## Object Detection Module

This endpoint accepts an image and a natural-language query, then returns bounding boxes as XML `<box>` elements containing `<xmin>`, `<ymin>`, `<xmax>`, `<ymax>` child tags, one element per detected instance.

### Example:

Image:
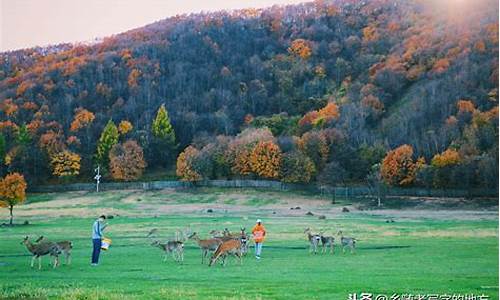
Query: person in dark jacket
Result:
<box><xmin>91</xmin><ymin>215</ymin><xmax>107</xmax><ymax>266</ymax></box>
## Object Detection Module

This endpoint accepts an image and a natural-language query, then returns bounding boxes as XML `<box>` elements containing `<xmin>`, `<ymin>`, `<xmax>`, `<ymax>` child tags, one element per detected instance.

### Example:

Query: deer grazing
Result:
<box><xmin>36</xmin><ymin>236</ymin><xmax>73</xmax><ymax>265</ymax></box>
<box><xmin>188</xmin><ymin>232</ymin><xmax>222</xmax><ymax>264</ymax></box>
<box><xmin>304</xmin><ymin>228</ymin><xmax>321</xmax><ymax>254</ymax></box>
<box><xmin>209</xmin><ymin>239</ymin><xmax>242</xmax><ymax>267</ymax></box>
<box><xmin>21</xmin><ymin>236</ymin><xmax>61</xmax><ymax>270</ymax></box>
<box><xmin>318</xmin><ymin>231</ymin><xmax>335</xmax><ymax>254</ymax></box>
<box><xmin>337</xmin><ymin>231</ymin><xmax>356</xmax><ymax>254</ymax></box>
<box><xmin>151</xmin><ymin>240</ymin><xmax>184</xmax><ymax>263</ymax></box>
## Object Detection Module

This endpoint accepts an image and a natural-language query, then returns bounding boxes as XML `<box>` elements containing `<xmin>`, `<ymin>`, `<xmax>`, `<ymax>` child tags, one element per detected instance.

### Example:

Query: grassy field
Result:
<box><xmin>0</xmin><ymin>188</ymin><xmax>498</xmax><ymax>300</ymax></box>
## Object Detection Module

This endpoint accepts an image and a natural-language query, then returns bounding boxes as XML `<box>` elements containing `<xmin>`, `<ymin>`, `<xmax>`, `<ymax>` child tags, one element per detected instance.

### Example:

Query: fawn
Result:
<box><xmin>209</xmin><ymin>239</ymin><xmax>242</xmax><ymax>267</ymax></box>
<box><xmin>304</xmin><ymin>228</ymin><xmax>321</xmax><ymax>254</ymax></box>
<box><xmin>319</xmin><ymin>231</ymin><xmax>335</xmax><ymax>254</ymax></box>
<box><xmin>337</xmin><ymin>231</ymin><xmax>356</xmax><ymax>254</ymax></box>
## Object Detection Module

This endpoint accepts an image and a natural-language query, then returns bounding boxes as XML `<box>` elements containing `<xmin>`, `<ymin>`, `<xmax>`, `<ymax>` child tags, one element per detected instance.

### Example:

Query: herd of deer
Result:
<box><xmin>303</xmin><ymin>228</ymin><xmax>357</xmax><ymax>255</ymax></box>
<box><xmin>150</xmin><ymin>227</ymin><xmax>250</xmax><ymax>267</ymax></box>
<box><xmin>20</xmin><ymin>227</ymin><xmax>356</xmax><ymax>270</ymax></box>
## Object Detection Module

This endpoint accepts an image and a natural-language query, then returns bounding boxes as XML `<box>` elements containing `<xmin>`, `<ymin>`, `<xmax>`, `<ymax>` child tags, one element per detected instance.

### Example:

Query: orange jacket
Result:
<box><xmin>252</xmin><ymin>224</ymin><xmax>266</xmax><ymax>243</ymax></box>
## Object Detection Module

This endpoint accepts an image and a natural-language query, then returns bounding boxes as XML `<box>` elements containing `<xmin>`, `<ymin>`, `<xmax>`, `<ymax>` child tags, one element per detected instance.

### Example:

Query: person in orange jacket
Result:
<box><xmin>252</xmin><ymin>219</ymin><xmax>266</xmax><ymax>259</ymax></box>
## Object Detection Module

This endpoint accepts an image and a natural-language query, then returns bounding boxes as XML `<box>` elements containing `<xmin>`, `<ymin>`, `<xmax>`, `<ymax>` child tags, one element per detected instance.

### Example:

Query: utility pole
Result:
<box><xmin>94</xmin><ymin>165</ymin><xmax>101</xmax><ymax>193</ymax></box>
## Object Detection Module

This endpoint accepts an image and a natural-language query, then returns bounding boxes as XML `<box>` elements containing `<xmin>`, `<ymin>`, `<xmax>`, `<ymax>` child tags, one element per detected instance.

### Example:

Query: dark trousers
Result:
<box><xmin>91</xmin><ymin>238</ymin><xmax>102</xmax><ymax>264</ymax></box>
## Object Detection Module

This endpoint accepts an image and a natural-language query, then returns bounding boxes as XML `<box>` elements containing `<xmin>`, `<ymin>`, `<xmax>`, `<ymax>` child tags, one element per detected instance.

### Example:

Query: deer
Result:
<box><xmin>209</xmin><ymin>239</ymin><xmax>242</xmax><ymax>267</ymax></box>
<box><xmin>304</xmin><ymin>228</ymin><xmax>321</xmax><ymax>254</ymax></box>
<box><xmin>318</xmin><ymin>231</ymin><xmax>335</xmax><ymax>254</ymax></box>
<box><xmin>188</xmin><ymin>232</ymin><xmax>222</xmax><ymax>264</ymax></box>
<box><xmin>21</xmin><ymin>236</ymin><xmax>61</xmax><ymax>270</ymax></box>
<box><xmin>210</xmin><ymin>228</ymin><xmax>238</xmax><ymax>242</ymax></box>
<box><xmin>151</xmin><ymin>240</ymin><xmax>184</xmax><ymax>263</ymax></box>
<box><xmin>239</xmin><ymin>227</ymin><xmax>249</xmax><ymax>256</ymax></box>
<box><xmin>35</xmin><ymin>236</ymin><xmax>73</xmax><ymax>265</ymax></box>
<box><xmin>337</xmin><ymin>231</ymin><xmax>356</xmax><ymax>254</ymax></box>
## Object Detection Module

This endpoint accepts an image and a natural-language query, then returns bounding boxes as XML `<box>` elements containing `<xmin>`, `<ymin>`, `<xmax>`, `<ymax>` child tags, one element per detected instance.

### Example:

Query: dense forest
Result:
<box><xmin>0</xmin><ymin>0</ymin><xmax>498</xmax><ymax>190</ymax></box>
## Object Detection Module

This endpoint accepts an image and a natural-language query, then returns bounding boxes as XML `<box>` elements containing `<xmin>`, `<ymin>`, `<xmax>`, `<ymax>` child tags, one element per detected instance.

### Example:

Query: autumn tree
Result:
<box><xmin>118</xmin><ymin>120</ymin><xmax>133</xmax><ymax>135</ymax></box>
<box><xmin>380</xmin><ymin>144</ymin><xmax>417</xmax><ymax>186</ymax></box>
<box><xmin>0</xmin><ymin>173</ymin><xmax>27</xmax><ymax>225</ymax></box>
<box><xmin>51</xmin><ymin>151</ymin><xmax>81</xmax><ymax>177</ymax></box>
<box><xmin>152</xmin><ymin>104</ymin><xmax>176</xmax><ymax>166</ymax></box>
<box><xmin>176</xmin><ymin>146</ymin><xmax>202</xmax><ymax>181</ymax></box>
<box><xmin>288</xmin><ymin>39</ymin><xmax>312</xmax><ymax>59</ymax></box>
<box><xmin>228</xmin><ymin>127</ymin><xmax>274</xmax><ymax>176</ymax></box>
<box><xmin>297</xmin><ymin>131</ymin><xmax>329</xmax><ymax>172</ymax></box>
<box><xmin>281</xmin><ymin>151</ymin><xmax>316</xmax><ymax>183</ymax></box>
<box><xmin>96</xmin><ymin>120</ymin><xmax>119</xmax><ymax>168</ymax></box>
<box><xmin>249</xmin><ymin>141</ymin><xmax>282</xmax><ymax>179</ymax></box>
<box><xmin>109</xmin><ymin>140</ymin><xmax>146</xmax><ymax>181</ymax></box>
<box><xmin>431</xmin><ymin>149</ymin><xmax>461</xmax><ymax>188</ymax></box>
<box><xmin>70</xmin><ymin>108</ymin><xmax>95</xmax><ymax>132</ymax></box>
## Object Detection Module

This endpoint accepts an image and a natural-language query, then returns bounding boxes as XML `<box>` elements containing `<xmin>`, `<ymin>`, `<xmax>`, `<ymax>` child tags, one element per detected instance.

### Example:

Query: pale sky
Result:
<box><xmin>0</xmin><ymin>0</ymin><xmax>307</xmax><ymax>52</ymax></box>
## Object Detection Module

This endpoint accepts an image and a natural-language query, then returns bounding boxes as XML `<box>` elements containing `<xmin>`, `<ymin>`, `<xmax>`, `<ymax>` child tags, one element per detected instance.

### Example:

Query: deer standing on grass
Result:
<box><xmin>188</xmin><ymin>232</ymin><xmax>222</xmax><ymax>264</ymax></box>
<box><xmin>319</xmin><ymin>231</ymin><xmax>335</xmax><ymax>254</ymax></box>
<box><xmin>209</xmin><ymin>239</ymin><xmax>242</xmax><ymax>267</ymax></box>
<box><xmin>239</xmin><ymin>228</ymin><xmax>249</xmax><ymax>256</ymax></box>
<box><xmin>151</xmin><ymin>240</ymin><xmax>184</xmax><ymax>263</ymax></box>
<box><xmin>337</xmin><ymin>231</ymin><xmax>356</xmax><ymax>254</ymax></box>
<box><xmin>36</xmin><ymin>236</ymin><xmax>73</xmax><ymax>265</ymax></box>
<box><xmin>21</xmin><ymin>236</ymin><xmax>61</xmax><ymax>270</ymax></box>
<box><xmin>304</xmin><ymin>228</ymin><xmax>321</xmax><ymax>254</ymax></box>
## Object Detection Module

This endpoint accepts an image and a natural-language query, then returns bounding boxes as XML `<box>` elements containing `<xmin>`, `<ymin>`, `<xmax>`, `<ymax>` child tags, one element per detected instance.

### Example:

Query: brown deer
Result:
<box><xmin>21</xmin><ymin>236</ymin><xmax>61</xmax><ymax>270</ymax></box>
<box><xmin>36</xmin><ymin>236</ymin><xmax>73</xmax><ymax>265</ymax></box>
<box><xmin>188</xmin><ymin>232</ymin><xmax>222</xmax><ymax>264</ymax></box>
<box><xmin>304</xmin><ymin>228</ymin><xmax>321</xmax><ymax>254</ymax></box>
<box><xmin>151</xmin><ymin>240</ymin><xmax>184</xmax><ymax>263</ymax></box>
<box><xmin>209</xmin><ymin>239</ymin><xmax>242</xmax><ymax>267</ymax></box>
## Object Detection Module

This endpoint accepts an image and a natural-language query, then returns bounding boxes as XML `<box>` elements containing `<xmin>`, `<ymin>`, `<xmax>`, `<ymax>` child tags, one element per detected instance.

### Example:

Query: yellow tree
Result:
<box><xmin>51</xmin><ymin>151</ymin><xmax>81</xmax><ymax>177</ymax></box>
<box><xmin>0</xmin><ymin>173</ymin><xmax>27</xmax><ymax>225</ymax></box>
<box><xmin>431</xmin><ymin>149</ymin><xmax>460</xmax><ymax>168</ymax></box>
<box><xmin>380</xmin><ymin>144</ymin><xmax>417</xmax><ymax>186</ymax></box>
<box><xmin>250</xmin><ymin>141</ymin><xmax>282</xmax><ymax>179</ymax></box>
<box><xmin>118</xmin><ymin>120</ymin><xmax>133</xmax><ymax>135</ymax></box>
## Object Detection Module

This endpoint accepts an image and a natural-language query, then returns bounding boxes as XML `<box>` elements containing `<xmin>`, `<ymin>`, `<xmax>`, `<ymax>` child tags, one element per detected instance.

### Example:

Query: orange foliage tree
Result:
<box><xmin>70</xmin><ymin>108</ymin><xmax>95</xmax><ymax>131</ymax></box>
<box><xmin>0</xmin><ymin>173</ymin><xmax>27</xmax><ymax>225</ymax></box>
<box><xmin>380</xmin><ymin>144</ymin><xmax>417</xmax><ymax>186</ymax></box>
<box><xmin>249</xmin><ymin>141</ymin><xmax>282</xmax><ymax>179</ymax></box>
<box><xmin>51</xmin><ymin>150</ymin><xmax>81</xmax><ymax>177</ymax></box>
<box><xmin>109</xmin><ymin>140</ymin><xmax>146</xmax><ymax>181</ymax></box>
<box><xmin>299</xmin><ymin>102</ymin><xmax>339</xmax><ymax>127</ymax></box>
<box><xmin>297</xmin><ymin>131</ymin><xmax>329</xmax><ymax>171</ymax></box>
<box><xmin>176</xmin><ymin>146</ymin><xmax>202</xmax><ymax>181</ymax></box>
<box><xmin>118</xmin><ymin>120</ymin><xmax>133</xmax><ymax>135</ymax></box>
<box><xmin>431</xmin><ymin>149</ymin><xmax>460</xmax><ymax>168</ymax></box>
<box><xmin>288</xmin><ymin>39</ymin><xmax>312</xmax><ymax>59</ymax></box>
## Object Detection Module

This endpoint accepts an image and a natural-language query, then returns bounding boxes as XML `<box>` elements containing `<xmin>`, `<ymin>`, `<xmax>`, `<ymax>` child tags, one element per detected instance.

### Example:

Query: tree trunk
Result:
<box><xmin>9</xmin><ymin>205</ymin><xmax>13</xmax><ymax>226</ymax></box>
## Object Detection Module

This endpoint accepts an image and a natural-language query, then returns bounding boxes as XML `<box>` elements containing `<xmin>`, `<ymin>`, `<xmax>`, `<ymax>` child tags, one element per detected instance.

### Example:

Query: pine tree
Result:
<box><xmin>96</xmin><ymin>120</ymin><xmax>119</xmax><ymax>168</ymax></box>
<box><xmin>151</xmin><ymin>104</ymin><xmax>176</xmax><ymax>166</ymax></box>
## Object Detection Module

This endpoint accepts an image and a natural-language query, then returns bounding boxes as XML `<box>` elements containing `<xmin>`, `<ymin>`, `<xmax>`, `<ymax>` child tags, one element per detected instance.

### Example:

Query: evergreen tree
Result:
<box><xmin>151</xmin><ymin>104</ymin><xmax>176</xmax><ymax>167</ymax></box>
<box><xmin>96</xmin><ymin>120</ymin><xmax>119</xmax><ymax>168</ymax></box>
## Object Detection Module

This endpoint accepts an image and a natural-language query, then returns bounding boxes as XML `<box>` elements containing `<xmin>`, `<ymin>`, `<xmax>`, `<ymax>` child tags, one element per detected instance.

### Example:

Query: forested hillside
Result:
<box><xmin>0</xmin><ymin>0</ymin><xmax>498</xmax><ymax>189</ymax></box>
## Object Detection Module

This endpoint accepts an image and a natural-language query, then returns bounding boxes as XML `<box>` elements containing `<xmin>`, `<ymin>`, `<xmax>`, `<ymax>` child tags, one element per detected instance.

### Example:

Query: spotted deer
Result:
<box><xmin>304</xmin><ymin>228</ymin><xmax>321</xmax><ymax>254</ymax></box>
<box><xmin>319</xmin><ymin>231</ymin><xmax>335</xmax><ymax>254</ymax></box>
<box><xmin>337</xmin><ymin>231</ymin><xmax>356</xmax><ymax>254</ymax></box>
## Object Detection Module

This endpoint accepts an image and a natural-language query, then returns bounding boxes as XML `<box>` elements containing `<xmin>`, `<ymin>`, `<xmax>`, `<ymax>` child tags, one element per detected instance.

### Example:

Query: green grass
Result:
<box><xmin>0</xmin><ymin>190</ymin><xmax>497</xmax><ymax>300</ymax></box>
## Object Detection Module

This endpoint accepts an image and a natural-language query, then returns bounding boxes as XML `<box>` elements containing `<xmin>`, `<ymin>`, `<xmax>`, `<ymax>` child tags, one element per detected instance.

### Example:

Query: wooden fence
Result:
<box><xmin>29</xmin><ymin>180</ymin><xmax>498</xmax><ymax>199</ymax></box>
